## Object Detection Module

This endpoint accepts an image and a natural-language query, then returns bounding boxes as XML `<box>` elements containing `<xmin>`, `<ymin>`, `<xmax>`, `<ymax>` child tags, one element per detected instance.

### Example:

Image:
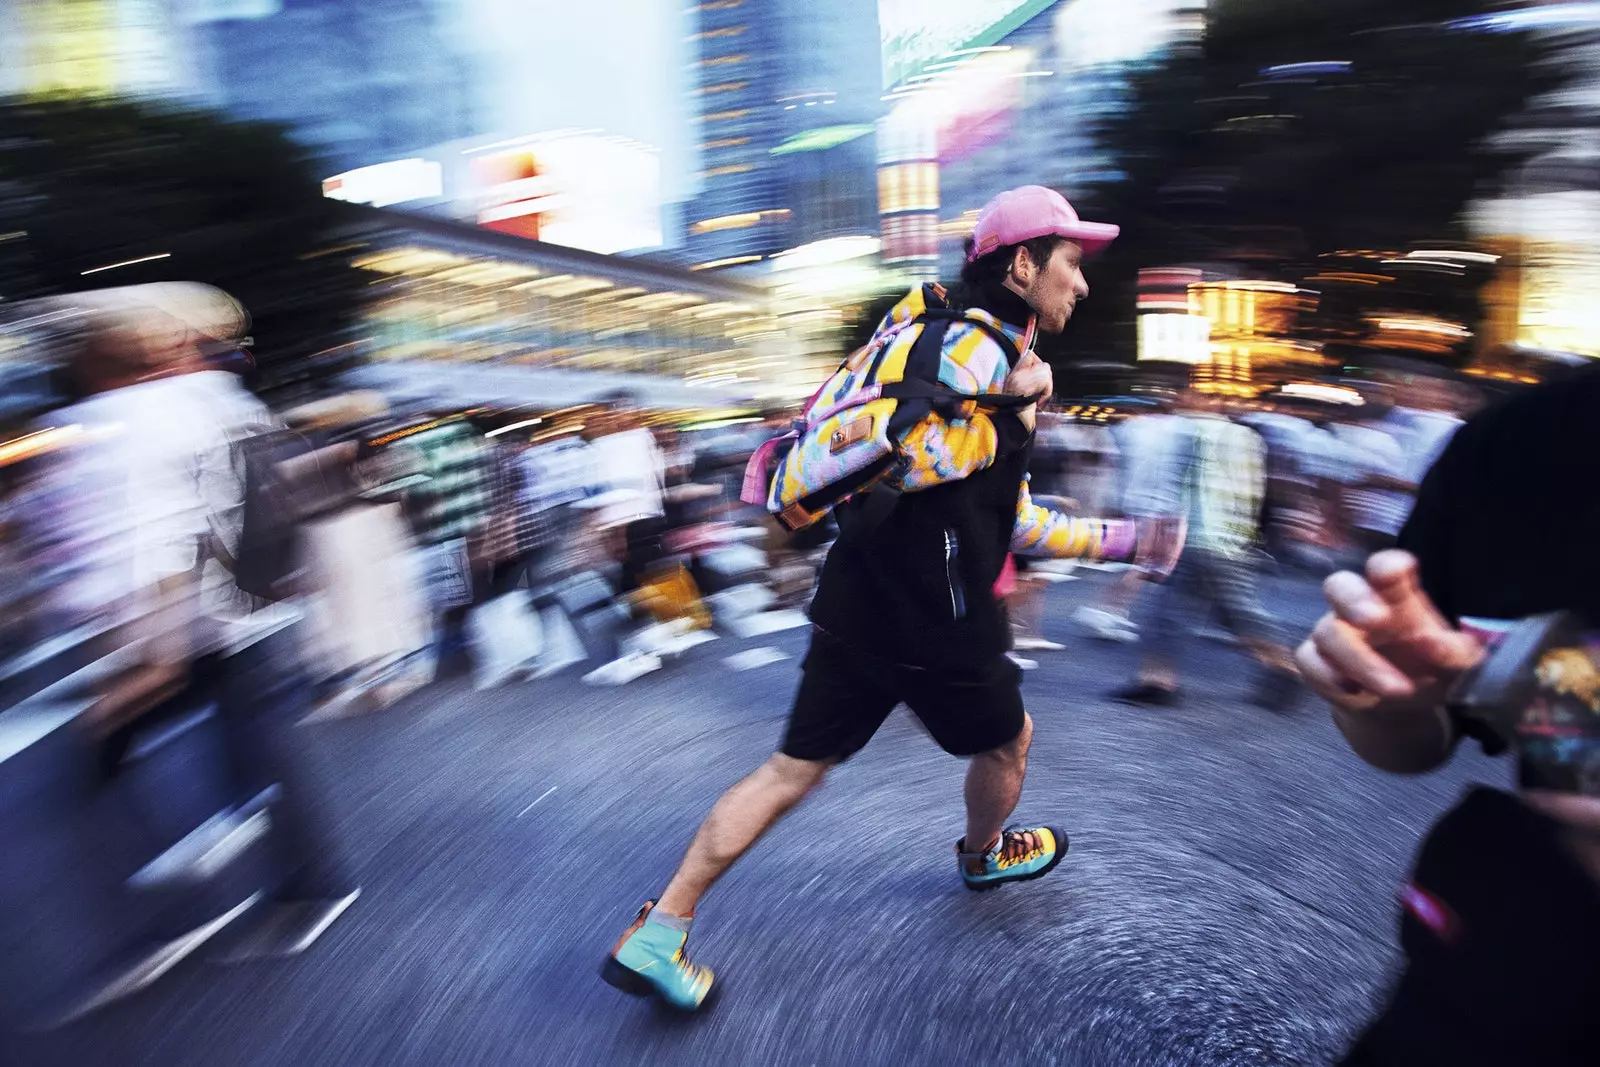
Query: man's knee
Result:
<box><xmin>757</xmin><ymin>752</ymin><xmax>831</xmax><ymax>803</ymax></box>
<box><xmin>976</xmin><ymin>713</ymin><xmax>1032</xmax><ymax>765</ymax></box>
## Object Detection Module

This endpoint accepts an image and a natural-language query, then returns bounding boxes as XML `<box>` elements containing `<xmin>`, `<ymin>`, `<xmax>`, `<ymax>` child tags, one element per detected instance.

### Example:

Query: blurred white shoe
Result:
<box><xmin>582</xmin><ymin>652</ymin><xmax>662</xmax><ymax>686</ymax></box>
<box><xmin>1006</xmin><ymin>652</ymin><xmax>1039</xmax><ymax>671</ymax></box>
<box><xmin>1074</xmin><ymin>607</ymin><xmax>1138</xmax><ymax>644</ymax></box>
<box><xmin>1013</xmin><ymin>636</ymin><xmax>1066</xmax><ymax>652</ymax></box>
<box><xmin>128</xmin><ymin>787</ymin><xmax>278</xmax><ymax>890</ymax></box>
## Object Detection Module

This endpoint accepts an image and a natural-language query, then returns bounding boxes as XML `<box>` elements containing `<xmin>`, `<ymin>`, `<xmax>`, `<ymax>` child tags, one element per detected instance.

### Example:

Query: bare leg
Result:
<box><xmin>657</xmin><ymin>754</ymin><xmax>829</xmax><ymax>917</ymax></box>
<box><xmin>962</xmin><ymin>713</ymin><xmax>1034</xmax><ymax>853</ymax></box>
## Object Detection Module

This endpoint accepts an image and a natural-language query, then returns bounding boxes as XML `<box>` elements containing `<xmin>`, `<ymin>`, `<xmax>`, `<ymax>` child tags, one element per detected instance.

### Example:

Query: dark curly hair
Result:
<box><xmin>951</xmin><ymin>233</ymin><xmax>1067</xmax><ymax>308</ymax></box>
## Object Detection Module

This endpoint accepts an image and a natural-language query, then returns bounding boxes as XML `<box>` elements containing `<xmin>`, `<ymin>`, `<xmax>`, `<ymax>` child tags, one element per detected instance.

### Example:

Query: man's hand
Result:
<box><xmin>1132</xmin><ymin>515</ymin><xmax>1187</xmax><ymax>578</ymax></box>
<box><xmin>1003</xmin><ymin>350</ymin><xmax>1052</xmax><ymax>433</ymax></box>
<box><xmin>1003</xmin><ymin>349</ymin><xmax>1053</xmax><ymax>401</ymax></box>
<box><xmin>1297</xmin><ymin>550</ymin><xmax>1482</xmax><ymax>710</ymax></box>
<box><xmin>1295</xmin><ymin>550</ymin><xmax>1484</xmax><ymax>772</ymax></box>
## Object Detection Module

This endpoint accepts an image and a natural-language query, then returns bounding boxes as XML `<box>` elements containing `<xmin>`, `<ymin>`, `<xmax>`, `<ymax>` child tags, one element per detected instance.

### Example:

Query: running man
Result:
<box><xmin>602</xmin><ymin>186</ymin><xmax>1179</xmax><ymax>1011</ymax></box>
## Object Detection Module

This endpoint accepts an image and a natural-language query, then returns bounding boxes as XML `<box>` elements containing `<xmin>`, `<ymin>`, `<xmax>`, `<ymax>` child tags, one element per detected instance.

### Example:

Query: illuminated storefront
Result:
<box><xmin>1136</xmin><ymin>269</ymin><xmax>1327</xmax><ymax>396</ymax></box>
<box><xmin>767</xmin><ymin>235</ymin><xmax>910</xmax><ymax>376</ymax></box>
<box><xmin>1475</xmin><ymin>192</ymin><xmax>1600</xmax><ymax>360</ymax></box>
<box><xmin>342</xmin><ymin>208</ymin><xmax>836</xmax><ymax>409</ymax></box>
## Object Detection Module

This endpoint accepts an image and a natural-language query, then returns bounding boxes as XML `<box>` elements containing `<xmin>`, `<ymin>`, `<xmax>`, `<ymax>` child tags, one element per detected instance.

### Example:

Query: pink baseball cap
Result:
<box><xmin>967</xmin><ymin>185</ymin><xmax>1119</xmax><ymax>262</ymax></box>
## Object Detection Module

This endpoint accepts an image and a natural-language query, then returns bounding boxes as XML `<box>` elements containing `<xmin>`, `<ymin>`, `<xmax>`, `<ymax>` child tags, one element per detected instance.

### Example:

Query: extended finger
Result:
<box><xmin>1323</xmin><ymin>570</ymin><xmax>1390</xmax><ymax>631</ymax></box>
<box><xmin>1310</xmin><ymin>614</ymin><xmax>1417</xmax><ymax>700</ymax></box>
<box><xmin>1365</xmin><ymin>550</ymin><xmax>1454</xmax><ymax>631</ymax></box>
<box><xmin>1295</xmin><ymin>639</ymin><xmax>1380</xmax><ymax>711</ymax></box>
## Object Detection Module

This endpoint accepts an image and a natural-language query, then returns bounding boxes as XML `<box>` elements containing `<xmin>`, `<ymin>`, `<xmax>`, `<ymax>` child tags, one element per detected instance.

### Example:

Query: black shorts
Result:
<box><xmin>780</xmin><ymin>628</ymin><xmax>1025</xmax><ymax>762</ymax></box>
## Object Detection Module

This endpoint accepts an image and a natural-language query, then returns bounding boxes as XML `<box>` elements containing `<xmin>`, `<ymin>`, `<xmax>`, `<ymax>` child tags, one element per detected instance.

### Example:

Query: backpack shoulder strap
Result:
<box><xmin>883</xmin><ymin>310</ymin><xmax>1033</xmax><ymax>416</ymax></box>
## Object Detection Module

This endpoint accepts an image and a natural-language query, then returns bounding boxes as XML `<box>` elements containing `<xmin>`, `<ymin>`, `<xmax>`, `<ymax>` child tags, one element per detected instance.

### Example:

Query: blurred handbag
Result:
<box><xmin>466</xmin><ymin>590</ymin><xmax>543</xmax><ymax>690</ymax></box>
<box><xmin>635</xmin><ymin>564</ymin><xmax>712</xmax><ymax>631</ymax></box>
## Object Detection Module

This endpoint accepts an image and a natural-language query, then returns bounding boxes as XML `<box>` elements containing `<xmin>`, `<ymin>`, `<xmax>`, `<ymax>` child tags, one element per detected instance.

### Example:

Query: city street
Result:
<box><xmin>14</xmin><ymin>569</ymin><xmax>1504</xmax><ymax>1067</ymax></box>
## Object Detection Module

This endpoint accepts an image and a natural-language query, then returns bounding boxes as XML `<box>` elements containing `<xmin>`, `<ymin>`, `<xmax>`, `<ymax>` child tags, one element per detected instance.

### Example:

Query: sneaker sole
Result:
<box><xmin>963</xmin><ymin>829</ymin><xmax>1070</xmax><ymax>892</ymax></box>
<box><xmin>599</xmin><ymin>956</ymin><xmax>716</xmax><ymax>1013</ymax></box>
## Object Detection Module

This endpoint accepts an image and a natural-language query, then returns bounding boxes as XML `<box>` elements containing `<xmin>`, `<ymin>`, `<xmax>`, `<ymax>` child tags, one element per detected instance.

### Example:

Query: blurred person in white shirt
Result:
<box><xmin>36</xmin><ymin>284</ymin><xmax>358</xmax><ymax>981</ymax></box>
<box><xmin>1329</xmin><ymin>391</ymin><xmax>1418</xmax><ymax>555</ymax></box>
<box><xmin>1112</xmin><ymin>390</ymin><xmax>1299</xmax><ymax>709</ymax></box>
<box><xmin>581</xmin><ymin>394</ymin><xmax>669</xmax><ymax>592</ymax></box>
<box><xmin>1074</xmin><ymin>394</ymin><xmax>1187</xmax><ymax>642</ymax></box>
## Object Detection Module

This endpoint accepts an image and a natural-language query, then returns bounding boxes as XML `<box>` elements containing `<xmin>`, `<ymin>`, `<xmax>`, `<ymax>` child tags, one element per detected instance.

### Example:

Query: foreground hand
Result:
<box><xmin>1295</xmin><ymin>550</ymin><xmax>1483</xmax><ymax>713</ymax></box>
<box><xmin>1003</xmin><ymin>350</ymin><xmax>1053</xmax><ymax>402</ymax></box>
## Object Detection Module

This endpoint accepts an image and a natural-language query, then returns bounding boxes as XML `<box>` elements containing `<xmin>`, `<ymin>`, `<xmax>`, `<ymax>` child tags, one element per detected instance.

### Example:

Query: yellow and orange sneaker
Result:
<box><xmin>957</xmin><ymin>826</ymin><xmax>1068</xmax><ymax>891</ymax></box>
<box><xmin>601</xmin><ymin>900</ymin><xmax>715</xmax><ymax>1012</ymax></box>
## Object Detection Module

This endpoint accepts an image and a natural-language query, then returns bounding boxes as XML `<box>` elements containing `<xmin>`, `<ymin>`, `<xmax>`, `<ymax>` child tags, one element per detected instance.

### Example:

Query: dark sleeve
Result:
<box><xmin>1396</xmin><ymin>423</ymin><xmax>1466</xmax><ymax>624</ymax></box>
<box><xmin>1395</xmin><ymin>423</ymin><xmax>1508</xmax><ymax>756</ymax></box>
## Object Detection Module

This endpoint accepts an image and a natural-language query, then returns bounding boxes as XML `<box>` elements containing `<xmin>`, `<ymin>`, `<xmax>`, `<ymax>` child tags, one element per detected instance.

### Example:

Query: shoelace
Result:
<box><xmin>997</xmin><ymin>829</ymin><xmax>1043</xmax><ymax>865</ymax></box>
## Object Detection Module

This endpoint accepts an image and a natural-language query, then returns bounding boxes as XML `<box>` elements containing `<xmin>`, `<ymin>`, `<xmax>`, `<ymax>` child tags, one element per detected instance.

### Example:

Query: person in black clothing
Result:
<box><xmin>600</xmin><ymin>186</ymin><xmax>1183</xmax><ymax>1012</ymax></box>
<box><xmin>1297</xmin><ymin>366</ymin><xmax>1600</xmax><ymax>1065</ymax></box>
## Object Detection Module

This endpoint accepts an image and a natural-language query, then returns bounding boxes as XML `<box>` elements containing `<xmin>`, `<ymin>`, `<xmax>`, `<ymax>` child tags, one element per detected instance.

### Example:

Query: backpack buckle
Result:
<box><xmin>778</xmin><ymin>502</ymin><xmax>819</xmax><ymax>531</ymax></box>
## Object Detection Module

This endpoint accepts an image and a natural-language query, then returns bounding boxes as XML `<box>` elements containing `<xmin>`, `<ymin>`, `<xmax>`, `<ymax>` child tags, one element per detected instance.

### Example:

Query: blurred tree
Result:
<box><xmin>1059</xmin><ymin>0</ymin><xmax>1563</xmax><ymax>366</ymax></box>
<box><xmin>0</xmin><ymin>98</ymin><xmax>365</xmax><ymax>396</ymax></box>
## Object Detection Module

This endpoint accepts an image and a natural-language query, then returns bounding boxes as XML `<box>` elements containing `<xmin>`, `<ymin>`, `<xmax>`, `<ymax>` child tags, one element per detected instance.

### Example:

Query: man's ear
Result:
<box><xmin>1010</xmin><ymin>246</ymin><xmax>1034</xmax><ymax>285</ymax></box>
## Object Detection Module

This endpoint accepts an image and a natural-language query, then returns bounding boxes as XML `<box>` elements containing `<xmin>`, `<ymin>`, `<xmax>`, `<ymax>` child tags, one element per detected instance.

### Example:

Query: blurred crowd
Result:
<box><xmin>0</xmin><ymin>289</ymin><xmax>1484</xmax><ymax>712</ymax></box>
<box><xmin>0</xmin><ymin>278</ymin><xmax>1493</xmax><ymax>1027</ymax></box>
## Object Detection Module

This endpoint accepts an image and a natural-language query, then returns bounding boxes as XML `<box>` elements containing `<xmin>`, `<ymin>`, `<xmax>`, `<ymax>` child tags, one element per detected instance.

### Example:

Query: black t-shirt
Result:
<box><xmin>1399</xmin><ymin>366</ymin><xmax>1600</xmax><ymax>627</ymax></box>
<box><xmin>1357</xmin><ymin>367</ymin><xmax>1600</xmax><ymax>1066</ymax></box>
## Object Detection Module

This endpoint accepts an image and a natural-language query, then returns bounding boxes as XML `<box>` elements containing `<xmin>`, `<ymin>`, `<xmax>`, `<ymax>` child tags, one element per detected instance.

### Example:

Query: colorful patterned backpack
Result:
<box><xmin>741</xmin><ymin>284</ymin><xmax>1036</xmax><ymax>533</ymax></box>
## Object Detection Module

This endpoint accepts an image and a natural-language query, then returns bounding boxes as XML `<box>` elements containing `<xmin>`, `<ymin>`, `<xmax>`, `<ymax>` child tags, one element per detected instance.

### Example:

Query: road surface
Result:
<box><xmin>14</xmin><ymin>569</ymin><xmax>1503</xmax><ymax>1067</ymax></box>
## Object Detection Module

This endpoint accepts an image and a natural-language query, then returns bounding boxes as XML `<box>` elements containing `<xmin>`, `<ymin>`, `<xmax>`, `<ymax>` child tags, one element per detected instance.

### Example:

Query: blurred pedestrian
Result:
<box><xmin>1112</xmin><ymin>389</ymin><xmax>1300</xmax><ymax>709</ymax></box>
<box><xmin>398</xmin><ymin>412</ymin><xmax>496</xmax><ymax>672</ymax></box>
<box><xmin>582</xmin><ymin>394</ymin><xmax>668</xmax><ymax>593</ymax></box>
<box><xmin>283</xmin><ymin>392</ymin><xmax>432</xmax><ymax>712</ymax></box>
<box><xmin>1328</xmin><ymin>392</ymin><xmax>1415</xmax><ymax>556</ymax></box>
<box><xmin>1075</xmin><ymin>391</ymin><xmax>1187</xmax><ymax>643</ymax></box>
<box><xmin>34</xmin><ymin>283</ymin><xmax>357</xmax><ymax>991</ymax></box>
<box><xmin>516</xmin><ymin>421</ymin><xmax>597</xmax><ymax>579</ymax></box>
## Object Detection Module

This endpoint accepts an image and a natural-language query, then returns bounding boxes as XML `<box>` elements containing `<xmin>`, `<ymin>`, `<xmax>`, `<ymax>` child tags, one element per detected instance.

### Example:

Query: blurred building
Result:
<box><xmin>1133</xmin><ymin>267</ymin><xmax>1327</xmax><ymax>397</ymax></box>
<box><xmin>2</xmin><ymin>0</ymin><xmax>480</xmax><ymax>173</ymax></box>
<box><xmin>1469</xmin><ymin>3</ymin><xmax>1600</xmax><ymax>364</ymax></box>
<box><xmin>337</xmin><ymin>206</ymin><xmax>835</xmax><ymax>410</ymax></box>
<box><xmin>3</xmin><ymin>0</ymin><xmax>209</xmax><ymax>98</ymax></box>
<box><xmin>185</xmin><ymin>0</ymin><xmax>479</xmax><ymax>173</ymax></box>
<box><xmin>875</xmin><ymin>0</ymin><xmax>1204</xmax><ymax>281</ymax></box>
<box><xmin>681</xmin><ymin>0</ymin><xmax>883</xmax><ymax>272</ymax></box>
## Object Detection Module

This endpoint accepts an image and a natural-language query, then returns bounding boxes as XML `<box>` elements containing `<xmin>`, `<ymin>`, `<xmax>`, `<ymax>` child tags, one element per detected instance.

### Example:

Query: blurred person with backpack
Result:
<box><xmin>602</xmin><ymin>187</ymin><xmax>1183</xmax><ymax>1012</ymax></box>
<box><xmin>34</xmin><ymin>284</ymin><xmax>358</xmax><ymax>992</ymax></box>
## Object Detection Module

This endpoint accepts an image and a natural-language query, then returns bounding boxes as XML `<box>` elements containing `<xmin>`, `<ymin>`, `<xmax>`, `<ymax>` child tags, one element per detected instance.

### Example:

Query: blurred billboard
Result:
<box><xmin>466</xmin><ymin>133</ymin><xmax>664</xmax><ymax>255</ymax></box>
<box><xmin>1053</xmin><ymin>0</ymin><xmax>1206</xmax><ymax>70</ymax></box>
<box><xmin>878</xmin><ymin>0</ymin><xmax>1056</xmax><ymax>90</ymax></box>
<box><xmin>323</xmin><ymin>159</ymin><xmax>445</xmax><ymax>209</ymax></box>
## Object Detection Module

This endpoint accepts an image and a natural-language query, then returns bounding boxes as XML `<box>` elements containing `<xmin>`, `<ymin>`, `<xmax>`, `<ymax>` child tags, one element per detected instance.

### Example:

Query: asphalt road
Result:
<box><xmin>13</xmin><ymin>569</ymin><xmax>1505</xmax><ymax>1067</ymax></box>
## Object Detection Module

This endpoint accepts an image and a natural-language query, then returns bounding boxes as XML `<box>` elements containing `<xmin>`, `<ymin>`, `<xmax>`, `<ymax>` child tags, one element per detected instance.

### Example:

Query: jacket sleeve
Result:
<box><xmin>894</xmin><ymin>323</ymin><xmax>1023</xmax><ymax>492</ymax></box>
<box><xmin>1010</xmin><ymin>475</ymin><xmax>1138</xmax><ymax>560</ymax></box>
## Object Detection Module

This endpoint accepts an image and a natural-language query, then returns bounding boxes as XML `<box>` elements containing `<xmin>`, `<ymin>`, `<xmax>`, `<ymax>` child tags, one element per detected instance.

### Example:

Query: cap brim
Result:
<box><xmin>1061</xmin><ymin>221</ymin><xmax>1119</xmax><ymax>255</ymax></box>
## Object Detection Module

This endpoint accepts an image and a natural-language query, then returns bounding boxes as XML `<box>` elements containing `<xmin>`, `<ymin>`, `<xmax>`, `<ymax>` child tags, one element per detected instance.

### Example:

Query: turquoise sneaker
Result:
<box><xmin>957</xmin><ymin>826</ymin><xmax>1067</xmax><ymax>891</ymax></box>
<box><xmin>601</xmin><ymin>900</ymin><xmax>715</xmax><ymax>1012</ymax></box>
